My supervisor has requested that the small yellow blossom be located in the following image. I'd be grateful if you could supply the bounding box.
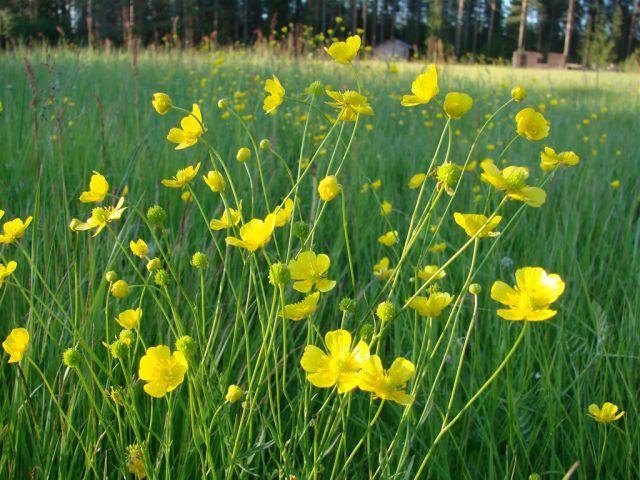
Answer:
[428,242,446,253]
[161,163,201,189]
[325,35,361,64]
[380,201,392,216]
[74,197,126,236]
[444,92,473,119]
[210,204,242,230]
[453,213,502,238]
[236,147,251,162]
[373,257,392,280]
[167,104,205,150]
[110,279,130,299]
[378,230,398,247]
[138,345,188,398]
[515,107,550,141]
[129,239,148,258]
[225,214,276,252]
[408,292,454,317]
[417,265,445,282]
[152,93,172,114]
[225,385,245,403]
[401,65,439,107]
[611,180,620,189]
[203,170,226,193]
[116,308,142,329]
[263,76,285,115]
[280,292,321,320]
[511,85,526,102]
[318,175,340,201]
[326,90,374,121]
[288,251,336,293]
[2,327,29,363]
[540,147,580,172]
[588,402,625,424]
[480,159,546,207]
[408,173,427,189]
[79,171,109,203]
[0,261,17,288]
[358,355,415,405]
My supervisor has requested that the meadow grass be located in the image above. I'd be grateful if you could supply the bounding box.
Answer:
[0,47,639,479]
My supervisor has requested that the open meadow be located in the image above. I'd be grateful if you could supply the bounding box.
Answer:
[0,47,639,479]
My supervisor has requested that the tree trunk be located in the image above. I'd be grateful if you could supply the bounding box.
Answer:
[563,0,575,60]
[627,0,639,56]
[487,0,496,53]
[455,0,464,56]
[518,0,527,51]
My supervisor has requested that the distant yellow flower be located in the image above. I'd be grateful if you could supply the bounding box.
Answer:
[225,214,276,252]
[116,308,142,329]
[401,65,439,107]
[300,329,369,393]
[74,197,126,237]
[79,171,109,203]
[373,257,392,280]
[511,85,526,102]
[408,173,426,189]
[210,204,242,231]
[480,159,546,207]
[273,198,294,227]
[129,239,148,258]
[138,345,188,398]
[280,292,321,320]
[288,251,336,293]
[380,201,392,216]
[588,402,625,424]
[263,76,285,115]
[453,213,502,238]
[318,175,340,201]
[225,385,245,403]
[0,212,32,244]
[2,327,29,363]
[610,180,620,189]
[358,355,415,405]
[417,265,445,282]
[540,147,580,172]
[126,444,146,478]
[444,92,473,119]
[0,260,17,288]
[378,230,398,247]
[428,242,446,253]
[325,35,361,64]
[515,107,550,141]
[152,93,172,114]
[161,163,201,189]
[203,170,226,193]
[167,104,205,150]
[491,267,565,321]
[325,90,374,121]
[408,292,454,317]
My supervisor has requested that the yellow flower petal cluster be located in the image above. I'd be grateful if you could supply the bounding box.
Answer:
[0,210,33,245]
[263,76,285,115]
[515,107,550,141]
[273,198,294,227]
[378,230,398,247]
[401,65,439,107]
[417,265,445,282]
[152,92,172,115]
[408,292,454,317]
[167,104,205,150]
[540,147,580,172]
[203,170,226,193]
[0,260,17,288]
[161,163,201,189]
[444,92,473,119]
[288,251,336,293]
[453,212,502,238]
[2,327,29,363]
[210,203,242,231]
[116,308,142,329]
[587,402,625,424]
[480,159,546,207]
[318,175,340,202]
[225,214,276,252]
[129,239,148,258]
[408,173,426,189]
[358,355,415,405]
[280,292,320,320]
[138,345,188,398]
[79,171,109,203]
[326,90,374,121]
[74,197,126,236]
[373,257,392,280]
[325,35,361,64]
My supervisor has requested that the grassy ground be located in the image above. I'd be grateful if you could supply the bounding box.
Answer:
[0,48,639,479]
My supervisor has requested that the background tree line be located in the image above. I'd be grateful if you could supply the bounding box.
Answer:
[0,0,638,65]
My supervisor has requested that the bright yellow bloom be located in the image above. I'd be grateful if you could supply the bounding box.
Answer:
[75,197,126,236]
[491,267,565,321]
[2,327,29,363]
[540,147,580,172]
[408,292,454,317]
[129,239,148,258]
[300,329,369,393]
[611,180,620,189]
[515,107,550,141]
[326,90,374,121]
[325,35,361,64]
[203,170,226,192]
[263,76,285,115]
[110,279,130,299]
[378,230,398,247]
[225,214,276,252]
[161,163,201,189]
[417,265,445,282]
[318,175,340,202]
[280,292,320,320]
[79,171,109,203]
[408,173,426,189]
[0,260,17,288]
[167,104,205,150]
[358,355,415,405]
[0,212,32,244]
[225,385,245,403]
[152,93,172,114]
[236,147,251,162]
[116,308,142,329]
[480,159,546,207]
[588,402,625,424]
[138,345,188,398]
[401,65,439,107]
[444,92,473,119]
[210,203,242,231]
[511,85,526,102]
[288,251,336,293]
[453,213,502,238]
[373,257,392,280]
[273,198,294,227]
[380,201,392,216]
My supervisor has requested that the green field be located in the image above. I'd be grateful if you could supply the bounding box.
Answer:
[0,48,639,479]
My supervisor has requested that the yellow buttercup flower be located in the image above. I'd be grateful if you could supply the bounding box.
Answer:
[273,198,294,227]
[325,35,361,64]
[110,279,130,299]
[358,355,415,405]
[225,214,276,252]
[408,173,426,189]
[540,147,580,172]
[0,260,17,288]
[288,251,336,293]
[515,107,550,141]
[444,92,473,119]
[0,213,33,244]
[263,76,285,115]
[453,212,502,238]
[116,308,142,329]
[588,402,625,424]
[161,163,201,189]
[417,265,445,282]
[75,197,126,236]
[203,170,226,193]
[300,329,370,393]
[167,104,205,150]
[236,147,251,162]
[511,85,526,102]
[129,239,148,258]
[401,65,439,107]
[373,257,392,280]
[225,385,245,403]
[2,327,29,363]
[318,175,340,202]
[79,171,109,203]
[152,93,172,114]
[408,292,454,317]
[280,292,320,320]
[138,345,188,398]
[325,90,374,121]
[480,159,546,207]
[491,267,565,321]
[378,230,398,247]
[210,203,242,231]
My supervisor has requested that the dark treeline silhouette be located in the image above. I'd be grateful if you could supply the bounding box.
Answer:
[0,0,638,65]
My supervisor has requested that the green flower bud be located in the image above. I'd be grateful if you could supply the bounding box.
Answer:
[436,162,461,188]
[259,139,271,150]
[146,205,167,226]
[268,262,291,287]
[119,329,136,345]
[308,80,324,96]
[191,251,208,269]
[105,270,118,283]
[109,339,129,360]
[62,347,81,369]
[376,301,395,323]
[339,297,356,313]
[469,283,482,295]
[217,98,228,110]
[358,323,374,343]
[154,269,169,286]
[175,335,197,357]
[292,221,310,241]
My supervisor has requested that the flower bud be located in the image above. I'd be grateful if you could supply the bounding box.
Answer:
[109,339,129,360]
[191,252,209,269]
[308,80,324,96]
[110,279,129,298]
[236,147,251,162]
[203,170,226,193]
[175,335,197,357]
[69,218,81,231]
[62,347,81,369]
[318,175,340,202]
[436,162,461,189]
[339,297,356,313]
[469,283,482,295]
[358,323,374,343]
[147,205,167,226]
[105,270,118,283]
[376,301,395,323]
[217,98,228,109]
[146,257,161,272]
[154,269,169,287]
[511,85,526,102]
[292,221,310,241]
[152,93,172,115]
[118,329,136,346]
[268,262,291,287]
[225,384,245,403]
[259,139,271,150]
